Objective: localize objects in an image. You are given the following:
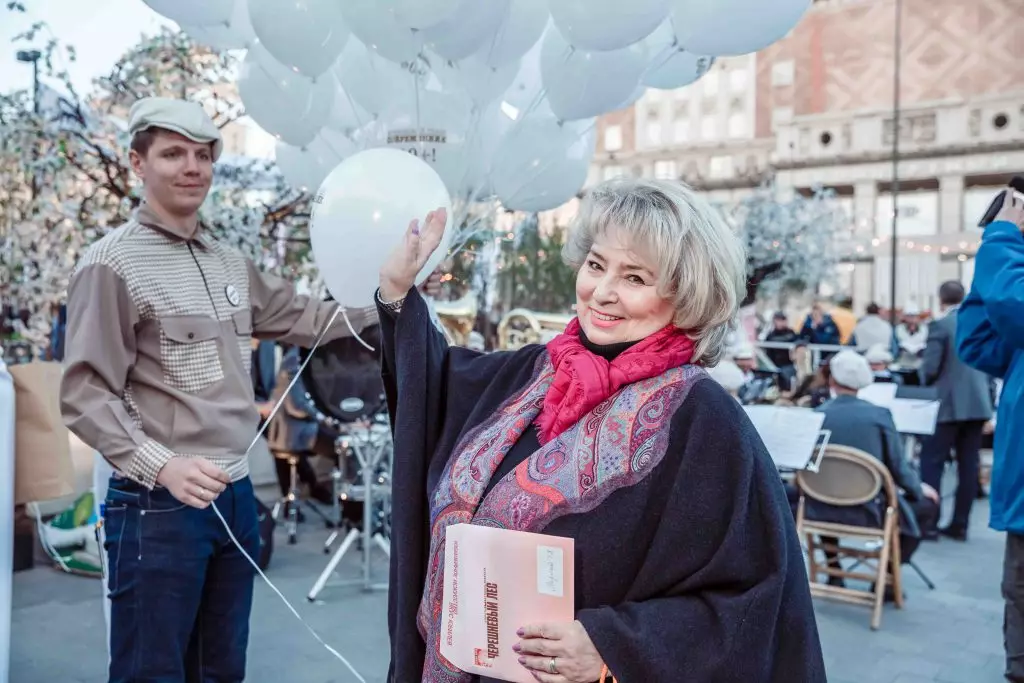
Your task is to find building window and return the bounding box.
[603,125,622,152]
[647,122,663,146]
[728,113,746,138]
[729,69,748,92]
[709,155,733,179]
[602,165,626,181]
[771,106,794,130]
[654,160,677,179]
[673,120,690,143]
[701,116,717,139]
[772,60,795,87]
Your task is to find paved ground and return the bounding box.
[10,483,1012,683]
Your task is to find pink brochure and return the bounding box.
[440,523,575,682]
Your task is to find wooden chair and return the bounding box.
[795,444,904,630]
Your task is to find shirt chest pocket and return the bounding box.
[160,316,225,394]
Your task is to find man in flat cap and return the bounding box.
[60,96,376,682]
[806,350,939,573]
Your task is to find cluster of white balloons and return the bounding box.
[147,0,812,215]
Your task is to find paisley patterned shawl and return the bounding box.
[418,354,704,682]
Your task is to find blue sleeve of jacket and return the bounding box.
[972,220,1024,342]
[957,288,1015,379]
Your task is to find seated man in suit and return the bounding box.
[802,351,941,572]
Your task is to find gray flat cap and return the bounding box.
[128,97,223,161]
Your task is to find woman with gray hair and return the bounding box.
[376,178,825,682]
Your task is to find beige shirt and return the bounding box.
[60,204,377,488]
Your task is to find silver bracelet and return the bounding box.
[376,288,405,313]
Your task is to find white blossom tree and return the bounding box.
[1,7,313,349]
[728,181,849,306]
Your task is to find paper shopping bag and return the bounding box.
[10,362,75,505]
[440,524,574,682]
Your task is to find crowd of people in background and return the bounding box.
[710,280,1000,603]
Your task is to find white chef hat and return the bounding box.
[829,350,874,390]
[708,360,747,392]
[864,344,894,365]
[731,344,756,361]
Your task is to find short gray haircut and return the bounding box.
[562,177,746,366]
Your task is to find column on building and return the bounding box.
[853,180,878,236]
[939,174,965,235]
[852,181,878,312]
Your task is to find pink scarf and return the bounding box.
[536,318,695,443]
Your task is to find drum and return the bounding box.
[298,324,387,429]
[297,325,392,534]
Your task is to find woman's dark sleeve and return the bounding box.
[576,381,826,682]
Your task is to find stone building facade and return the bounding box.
[586,0,1024,313]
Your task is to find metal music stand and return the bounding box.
[893,384,940,590]
[806,429,832,473]
[307,408,392,600]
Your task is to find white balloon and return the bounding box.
[378,91,472,196]
[378,0,461,29]
[420,0,511,61]
[340,0,423,64]
[502,33,554,118]
[670,0,811,56]
[641,19,714,89]
[491,117,596,213]
[238,44,335,146]
[617,85,646,110]
[548,0,669,51]
[334,39,417,118]
[477,0,548,69]
[143,0,233,26]
[325,80,372,135]
[431,53,518,107]
[181,0,255,51]
[247,0,349,79]
[540,26,648,121]
[459,102,515,199]
[275,128,357,193]
[310,148,453,308]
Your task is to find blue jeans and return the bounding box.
[104,475,260,683]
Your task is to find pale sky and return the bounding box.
[1,0,173,96]
[1,0,276,157]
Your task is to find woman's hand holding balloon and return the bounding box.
[379,207,448,302]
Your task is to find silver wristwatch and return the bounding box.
[376,288,405,314]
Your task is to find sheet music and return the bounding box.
[744,406,826,470]
[888,399,940,436]
[858,381,939,435]
[857,382,898,407]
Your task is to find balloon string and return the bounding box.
[480,2,514,67]
[413,68,424,159]
[227,304,369,682]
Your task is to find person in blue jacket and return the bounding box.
[956,187,1024,682]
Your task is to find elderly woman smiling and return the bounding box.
[377,178,825,682]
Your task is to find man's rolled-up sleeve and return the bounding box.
[60,263,174,488]
[247,260,378,346]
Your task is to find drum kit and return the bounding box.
[278,330,395,600]
[282,304,573,601]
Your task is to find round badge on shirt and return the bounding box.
[225,284,241,307]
